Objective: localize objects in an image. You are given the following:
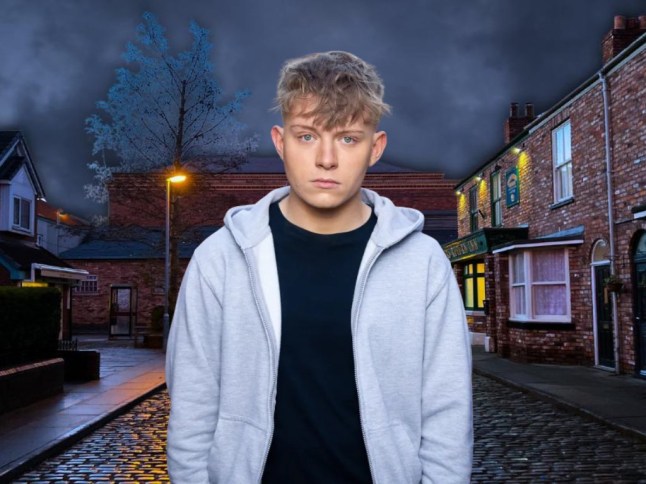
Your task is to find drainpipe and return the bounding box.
[599,71,620,374]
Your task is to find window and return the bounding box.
[469,186,478,232]
[464,262,486,311]
[13,196,31,231]
[491,170,502,227]
[509,249,570,322]
[552,120,573,202]
[74,275,99,295]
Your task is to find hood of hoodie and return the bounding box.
[223,186,424,250]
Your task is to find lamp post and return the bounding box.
[163,174,187,351]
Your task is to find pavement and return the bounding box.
[0,335,165,482]
[2,340,646,481]
[472,346,646,441]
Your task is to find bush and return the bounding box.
[0,287,61,368]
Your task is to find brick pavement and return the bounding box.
[14,373,646,483]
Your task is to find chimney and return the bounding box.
[504,102,536,144]
[602,15,646,64]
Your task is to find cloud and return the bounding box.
[1,0,643,215]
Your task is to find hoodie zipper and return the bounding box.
[352,246,384,484]
[242,250,278,483]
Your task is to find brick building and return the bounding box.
[62,159,458,336]
[443,17,646,375]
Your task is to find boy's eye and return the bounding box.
[342,136,355,144]
[301,134,313,142]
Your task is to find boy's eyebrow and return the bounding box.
[289,124,367,136]
[289,124,318,131]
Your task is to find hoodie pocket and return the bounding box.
[367,422,422,484]
[206,415,268,484]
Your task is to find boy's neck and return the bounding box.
[278,193,372,235]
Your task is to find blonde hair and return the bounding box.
[275,51,391,129]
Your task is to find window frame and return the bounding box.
[509,248,571,323]
[12,196,32,232]
[490,170,503,227]
[463,261,486,311]
[74,275,99,295]
[552,120,573,203]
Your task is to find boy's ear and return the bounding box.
[271,126,285,160]
[369,130,387,167]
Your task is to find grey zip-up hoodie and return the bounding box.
[166,186,473,483]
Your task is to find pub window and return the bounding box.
[491,170,502,227]
[469,186,478,232]
[509,248,570,322]
[552,120,573,202]
[463,262,485,311]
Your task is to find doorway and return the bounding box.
[634,232,646,377]
[591,240,614,368]
[109,286,137,337]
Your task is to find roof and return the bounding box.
[0,131,19,160]
[36,200,88,226]
[0,131,46,198]
[455,31,646,189]
[0,156,23,180]
[0,236,72,279]
[60,225,219,260]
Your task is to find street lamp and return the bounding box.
[163,174,187,351]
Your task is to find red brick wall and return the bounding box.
[70,259,189,333]
[74,171,457,333]
[108,172,457,228]
[455,43,646,370]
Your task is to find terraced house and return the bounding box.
[444,16,646,375]
[0,131,88,339]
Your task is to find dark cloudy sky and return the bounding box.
[1,0,643,218]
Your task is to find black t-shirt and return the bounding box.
[261,201,377,483]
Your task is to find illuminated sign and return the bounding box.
[506,167,519,207]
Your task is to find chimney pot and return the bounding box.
[525,103,535,118]
[509,102,519,118]
[614,15,626,29]
[640,16,646,29]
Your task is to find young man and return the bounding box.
[166,51,473,483]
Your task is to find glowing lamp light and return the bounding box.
[167,174,187,183]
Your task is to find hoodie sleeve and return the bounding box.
[420,249,473,483]
[166,256,222,483]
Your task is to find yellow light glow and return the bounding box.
[168,175,187,183]
[22,281,48,287]
[512,147,521,155]
[518,152,530,175]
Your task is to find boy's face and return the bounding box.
[271,97,387,214]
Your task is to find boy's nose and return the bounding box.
[316,140,338,169]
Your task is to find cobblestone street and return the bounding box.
[13,373,646,483]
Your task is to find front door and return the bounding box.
[109,287,136,336]
[636,262,646,377]
[593,264,614,368]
